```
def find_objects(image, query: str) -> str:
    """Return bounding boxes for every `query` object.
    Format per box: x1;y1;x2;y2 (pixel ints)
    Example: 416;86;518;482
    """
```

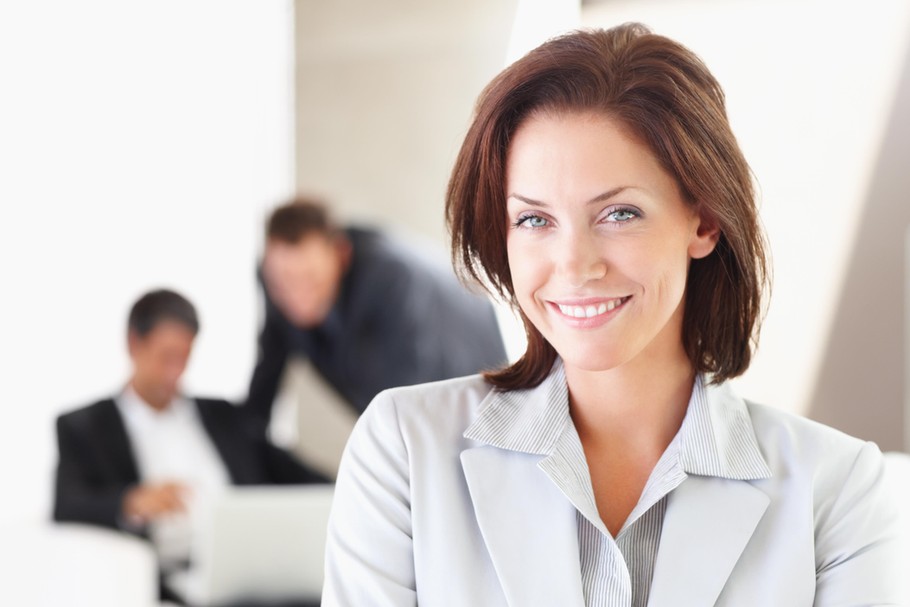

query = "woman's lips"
548;296;632;325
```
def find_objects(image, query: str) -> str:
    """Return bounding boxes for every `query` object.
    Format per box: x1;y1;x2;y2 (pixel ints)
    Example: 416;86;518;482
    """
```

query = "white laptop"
171;484;334;606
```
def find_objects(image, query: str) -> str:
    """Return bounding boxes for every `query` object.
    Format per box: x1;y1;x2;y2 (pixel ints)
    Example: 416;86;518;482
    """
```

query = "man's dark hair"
266;197;339;245
128;289;200;338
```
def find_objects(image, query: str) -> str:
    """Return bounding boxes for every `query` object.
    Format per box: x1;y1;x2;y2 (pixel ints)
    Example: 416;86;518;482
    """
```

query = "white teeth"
557;298;626;319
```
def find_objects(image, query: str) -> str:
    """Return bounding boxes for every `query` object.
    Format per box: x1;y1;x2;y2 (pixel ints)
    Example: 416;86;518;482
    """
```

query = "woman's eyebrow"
508;186;632;207
588;186;631;204
507;194;548;207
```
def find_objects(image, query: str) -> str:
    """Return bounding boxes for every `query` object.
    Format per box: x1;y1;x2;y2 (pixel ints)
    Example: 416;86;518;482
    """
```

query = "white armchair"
883;451;910;596
884;450;910;493
3;521;159;607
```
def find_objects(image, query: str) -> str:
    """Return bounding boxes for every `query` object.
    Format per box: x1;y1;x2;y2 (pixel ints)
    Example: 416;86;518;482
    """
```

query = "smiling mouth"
554;296;631;319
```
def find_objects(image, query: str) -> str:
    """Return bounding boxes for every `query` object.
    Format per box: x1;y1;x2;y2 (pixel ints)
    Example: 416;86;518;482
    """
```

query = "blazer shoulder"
192;396;255;426
56;398;118;428
373;373;493;411
744;401;878;491
193;396;236;410
361;374;495;440
746;401;869;455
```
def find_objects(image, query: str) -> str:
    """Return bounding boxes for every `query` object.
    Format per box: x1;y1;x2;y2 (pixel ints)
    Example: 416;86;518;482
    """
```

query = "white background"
1;0;909;523
0;1;295;521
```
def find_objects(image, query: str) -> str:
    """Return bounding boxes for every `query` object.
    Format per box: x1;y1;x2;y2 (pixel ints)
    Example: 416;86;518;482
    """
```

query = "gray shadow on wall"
807;40;910;452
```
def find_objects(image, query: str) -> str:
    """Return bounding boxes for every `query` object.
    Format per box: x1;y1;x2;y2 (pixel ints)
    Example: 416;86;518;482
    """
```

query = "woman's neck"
565;345;695;454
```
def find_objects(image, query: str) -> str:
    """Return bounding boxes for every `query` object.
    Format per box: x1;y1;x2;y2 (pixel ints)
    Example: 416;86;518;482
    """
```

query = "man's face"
263;234;348;328
128;320;195;408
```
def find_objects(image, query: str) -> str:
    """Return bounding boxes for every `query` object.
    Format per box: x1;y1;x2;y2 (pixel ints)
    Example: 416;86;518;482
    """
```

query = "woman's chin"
556;347;631;374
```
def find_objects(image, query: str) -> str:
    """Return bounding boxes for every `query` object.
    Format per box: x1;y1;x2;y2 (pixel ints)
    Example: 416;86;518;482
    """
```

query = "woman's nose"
559;231;607;288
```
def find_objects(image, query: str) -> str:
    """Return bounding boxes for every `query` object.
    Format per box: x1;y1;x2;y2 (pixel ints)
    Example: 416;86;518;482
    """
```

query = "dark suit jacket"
247;227;508;420
53;397;327;532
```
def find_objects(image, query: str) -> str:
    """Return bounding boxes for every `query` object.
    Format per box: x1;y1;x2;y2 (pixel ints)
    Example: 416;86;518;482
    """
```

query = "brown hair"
266;197;339;244
446;23;769;389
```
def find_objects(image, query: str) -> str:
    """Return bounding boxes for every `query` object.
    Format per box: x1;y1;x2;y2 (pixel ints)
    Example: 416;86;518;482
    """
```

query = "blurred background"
1;0;909;543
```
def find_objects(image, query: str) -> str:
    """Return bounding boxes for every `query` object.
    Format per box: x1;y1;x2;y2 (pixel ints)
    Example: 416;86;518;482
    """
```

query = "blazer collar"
463;360;569;456
464;360;771;482
676;376;771;481
461;361;773;606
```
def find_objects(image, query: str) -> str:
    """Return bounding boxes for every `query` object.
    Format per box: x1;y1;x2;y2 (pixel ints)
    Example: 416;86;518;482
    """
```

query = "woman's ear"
689;213;721;260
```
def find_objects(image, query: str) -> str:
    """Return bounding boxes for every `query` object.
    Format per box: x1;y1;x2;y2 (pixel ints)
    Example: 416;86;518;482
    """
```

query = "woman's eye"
517;215;549;228
606;208;639;223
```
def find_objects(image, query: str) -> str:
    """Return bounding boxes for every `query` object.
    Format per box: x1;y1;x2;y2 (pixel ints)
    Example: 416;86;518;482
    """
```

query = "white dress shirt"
116;386;230;567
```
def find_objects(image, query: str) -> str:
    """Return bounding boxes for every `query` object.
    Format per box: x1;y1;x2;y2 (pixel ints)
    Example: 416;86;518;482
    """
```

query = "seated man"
53;289;326;604
247;198;508;422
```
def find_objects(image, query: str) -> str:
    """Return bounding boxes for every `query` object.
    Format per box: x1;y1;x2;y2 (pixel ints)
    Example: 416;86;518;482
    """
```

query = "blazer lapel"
647;475;769;606
461;446;585;606
460;362;585;606
648;379;773;606
195;399;258;484
96;399;140;483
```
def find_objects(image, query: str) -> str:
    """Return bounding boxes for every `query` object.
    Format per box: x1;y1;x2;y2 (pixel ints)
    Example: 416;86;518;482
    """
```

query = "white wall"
293;0;578;362
6;0;908;524
0;1;295;521
295;0;910;438
293;0;578;244
583;0;910;434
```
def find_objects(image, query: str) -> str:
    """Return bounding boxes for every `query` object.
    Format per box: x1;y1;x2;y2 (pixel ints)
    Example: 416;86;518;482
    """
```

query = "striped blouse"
521;374;767;606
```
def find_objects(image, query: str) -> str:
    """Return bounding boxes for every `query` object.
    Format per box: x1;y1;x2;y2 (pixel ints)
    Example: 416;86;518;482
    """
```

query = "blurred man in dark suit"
246;198;507;423
54;289;326;605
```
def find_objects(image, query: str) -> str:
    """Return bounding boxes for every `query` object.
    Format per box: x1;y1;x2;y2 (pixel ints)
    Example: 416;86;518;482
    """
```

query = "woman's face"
505;111;718;374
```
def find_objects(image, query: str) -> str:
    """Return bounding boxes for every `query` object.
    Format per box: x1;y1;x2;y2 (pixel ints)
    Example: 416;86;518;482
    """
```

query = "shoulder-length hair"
446;23;769;390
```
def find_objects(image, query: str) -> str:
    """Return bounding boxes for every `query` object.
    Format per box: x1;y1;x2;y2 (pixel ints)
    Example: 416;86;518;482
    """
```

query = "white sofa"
6;454;907;605
883;451;910;597
2;521;159;607
884;451;910;531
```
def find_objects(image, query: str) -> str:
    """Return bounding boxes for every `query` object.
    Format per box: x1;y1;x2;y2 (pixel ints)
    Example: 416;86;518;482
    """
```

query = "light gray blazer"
322;366;906;606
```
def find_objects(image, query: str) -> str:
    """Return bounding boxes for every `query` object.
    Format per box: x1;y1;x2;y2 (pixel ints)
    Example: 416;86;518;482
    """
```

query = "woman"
322;24;903;606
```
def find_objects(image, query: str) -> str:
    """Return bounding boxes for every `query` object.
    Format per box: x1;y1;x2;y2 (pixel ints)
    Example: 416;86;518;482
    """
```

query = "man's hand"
122;482;189;524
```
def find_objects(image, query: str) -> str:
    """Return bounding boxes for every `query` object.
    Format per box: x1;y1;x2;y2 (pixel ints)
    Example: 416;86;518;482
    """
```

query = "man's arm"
53;415;132;530
246;296;291;423
260;437;330;485
368;265;506;389
54;414;188;531
236;405;330;485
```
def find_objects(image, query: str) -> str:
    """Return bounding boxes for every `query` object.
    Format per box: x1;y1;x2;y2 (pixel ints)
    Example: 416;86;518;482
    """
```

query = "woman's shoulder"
742;399;884;495
355;373;497;445
745;400;873;459
743;397;905;597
